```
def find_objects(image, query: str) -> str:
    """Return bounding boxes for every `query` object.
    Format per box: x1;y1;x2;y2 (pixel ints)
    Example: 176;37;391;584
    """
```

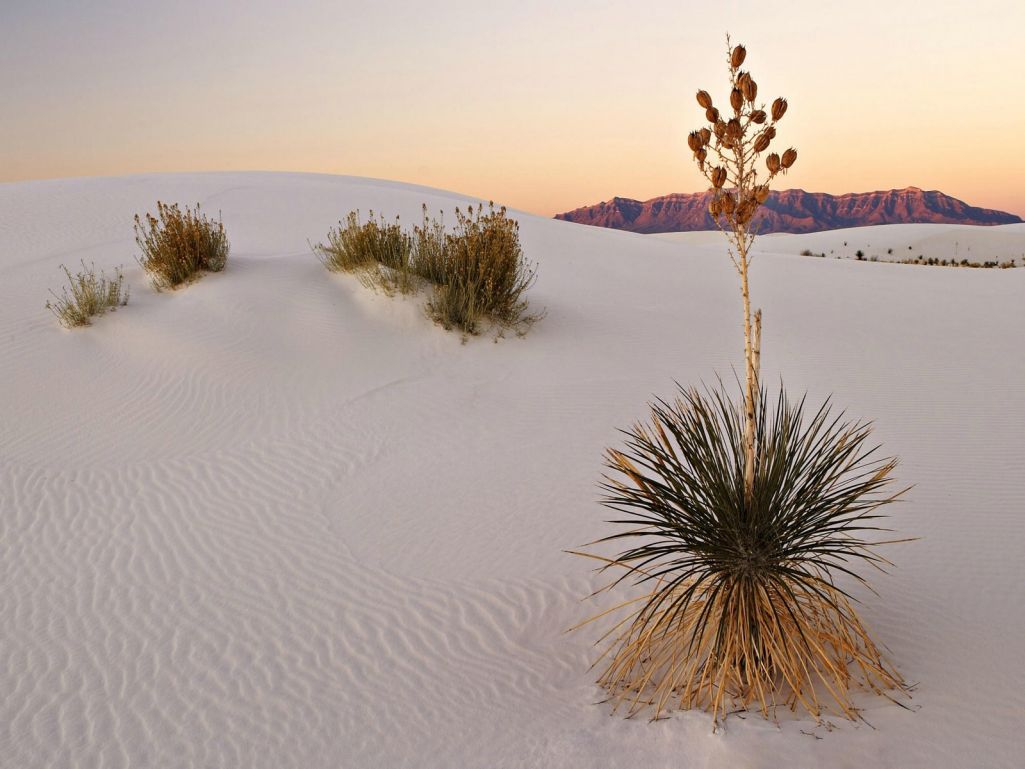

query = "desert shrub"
314;210;414;293
46;261;129;327
410;205;449;285
315;203;541;336
425;203;540;335
576;383;908;723
856;249;865;259
134;201;229;290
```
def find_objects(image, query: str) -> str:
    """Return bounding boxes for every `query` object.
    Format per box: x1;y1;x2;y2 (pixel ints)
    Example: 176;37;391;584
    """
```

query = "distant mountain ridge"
554;187;1022;234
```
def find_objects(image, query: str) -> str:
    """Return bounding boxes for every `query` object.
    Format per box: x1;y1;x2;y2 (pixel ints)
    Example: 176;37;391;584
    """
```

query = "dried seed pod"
708;198;721;218
736;200;755;225
720;192;736;214
696;148;707;163
714;119;726;138
751;109;767;124
730;88;743;112
688;131;702;152
753;132;771;153
742;77;757;102
698;127;711;145
766;152;781;174
782;147;798;168
772;97;788;121
731;45;746;68
697;90;713;109
705;107;720;123
726;118;742;139
711;167;727;188
755;185;770;203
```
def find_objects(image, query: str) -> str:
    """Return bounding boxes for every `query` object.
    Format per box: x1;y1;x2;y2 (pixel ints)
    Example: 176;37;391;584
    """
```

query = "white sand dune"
656;222;1025;265
1;172;1023;768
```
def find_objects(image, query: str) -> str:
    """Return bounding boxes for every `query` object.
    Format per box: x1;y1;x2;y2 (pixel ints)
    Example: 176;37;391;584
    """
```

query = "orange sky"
2;0;1023;216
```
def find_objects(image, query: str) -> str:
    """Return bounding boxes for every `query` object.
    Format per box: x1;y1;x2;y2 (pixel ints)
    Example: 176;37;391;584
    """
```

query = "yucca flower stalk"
688;37;796;506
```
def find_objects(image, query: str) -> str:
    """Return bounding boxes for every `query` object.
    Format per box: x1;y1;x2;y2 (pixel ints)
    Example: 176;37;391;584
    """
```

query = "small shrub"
856;249;865;259
315;203;542;337
315;210;414;294
799;248;814;256
46;261;128;327
410;205;449;285
426;203;541;335
134;201;229;290
575;383;908;723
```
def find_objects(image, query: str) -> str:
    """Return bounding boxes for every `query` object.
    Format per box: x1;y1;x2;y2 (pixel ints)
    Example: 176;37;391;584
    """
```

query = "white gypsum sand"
655;222;1025;265
1;172;1023;769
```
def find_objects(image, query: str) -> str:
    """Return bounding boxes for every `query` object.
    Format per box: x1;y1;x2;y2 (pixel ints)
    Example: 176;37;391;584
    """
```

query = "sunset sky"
2;0;1023;216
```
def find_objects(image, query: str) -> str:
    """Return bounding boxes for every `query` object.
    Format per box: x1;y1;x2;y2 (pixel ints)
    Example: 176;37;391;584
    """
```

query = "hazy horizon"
3;0;1024;216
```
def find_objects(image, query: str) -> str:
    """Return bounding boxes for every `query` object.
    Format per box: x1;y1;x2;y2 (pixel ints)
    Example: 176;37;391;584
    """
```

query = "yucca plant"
134;201;229;290
575;384;907;723
575;39;910;726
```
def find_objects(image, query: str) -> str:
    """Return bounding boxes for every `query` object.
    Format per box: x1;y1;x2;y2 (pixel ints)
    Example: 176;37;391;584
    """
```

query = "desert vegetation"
796;249;1018;268
46;261;128;327
315;203;541;336
577;38;909;725
134;202;229;290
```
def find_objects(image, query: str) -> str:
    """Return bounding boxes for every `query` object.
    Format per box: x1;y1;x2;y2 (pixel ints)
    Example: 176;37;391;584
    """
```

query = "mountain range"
554;187;1022;234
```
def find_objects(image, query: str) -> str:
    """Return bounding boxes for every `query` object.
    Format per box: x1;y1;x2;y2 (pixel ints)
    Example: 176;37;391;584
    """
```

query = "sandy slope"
1;172;1023;769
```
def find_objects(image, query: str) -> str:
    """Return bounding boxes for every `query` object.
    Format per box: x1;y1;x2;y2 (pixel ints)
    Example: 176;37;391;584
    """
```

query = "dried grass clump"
46;261;129;327
134;201;229;290
425;203;540;335
315;210;414;294
575;384;909;725
314;203;541;336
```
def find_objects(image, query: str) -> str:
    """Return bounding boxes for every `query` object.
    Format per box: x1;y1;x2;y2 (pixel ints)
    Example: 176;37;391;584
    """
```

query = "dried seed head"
755;185;770;204
720;193;736;214
697;90;713;109
753;132;771;153
726;118;742;139
772;97;788;121
731;44;746;68
688;131;702;152
742;77;758;102
751;109;767;124
713;120;726;138
705;107;719;123
711;167;728;188
698;127;711;145
708;198;721;218
696;147;707;163
736;200;756;225
730;88;743;112
766;152;781;174
782;147;798;169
